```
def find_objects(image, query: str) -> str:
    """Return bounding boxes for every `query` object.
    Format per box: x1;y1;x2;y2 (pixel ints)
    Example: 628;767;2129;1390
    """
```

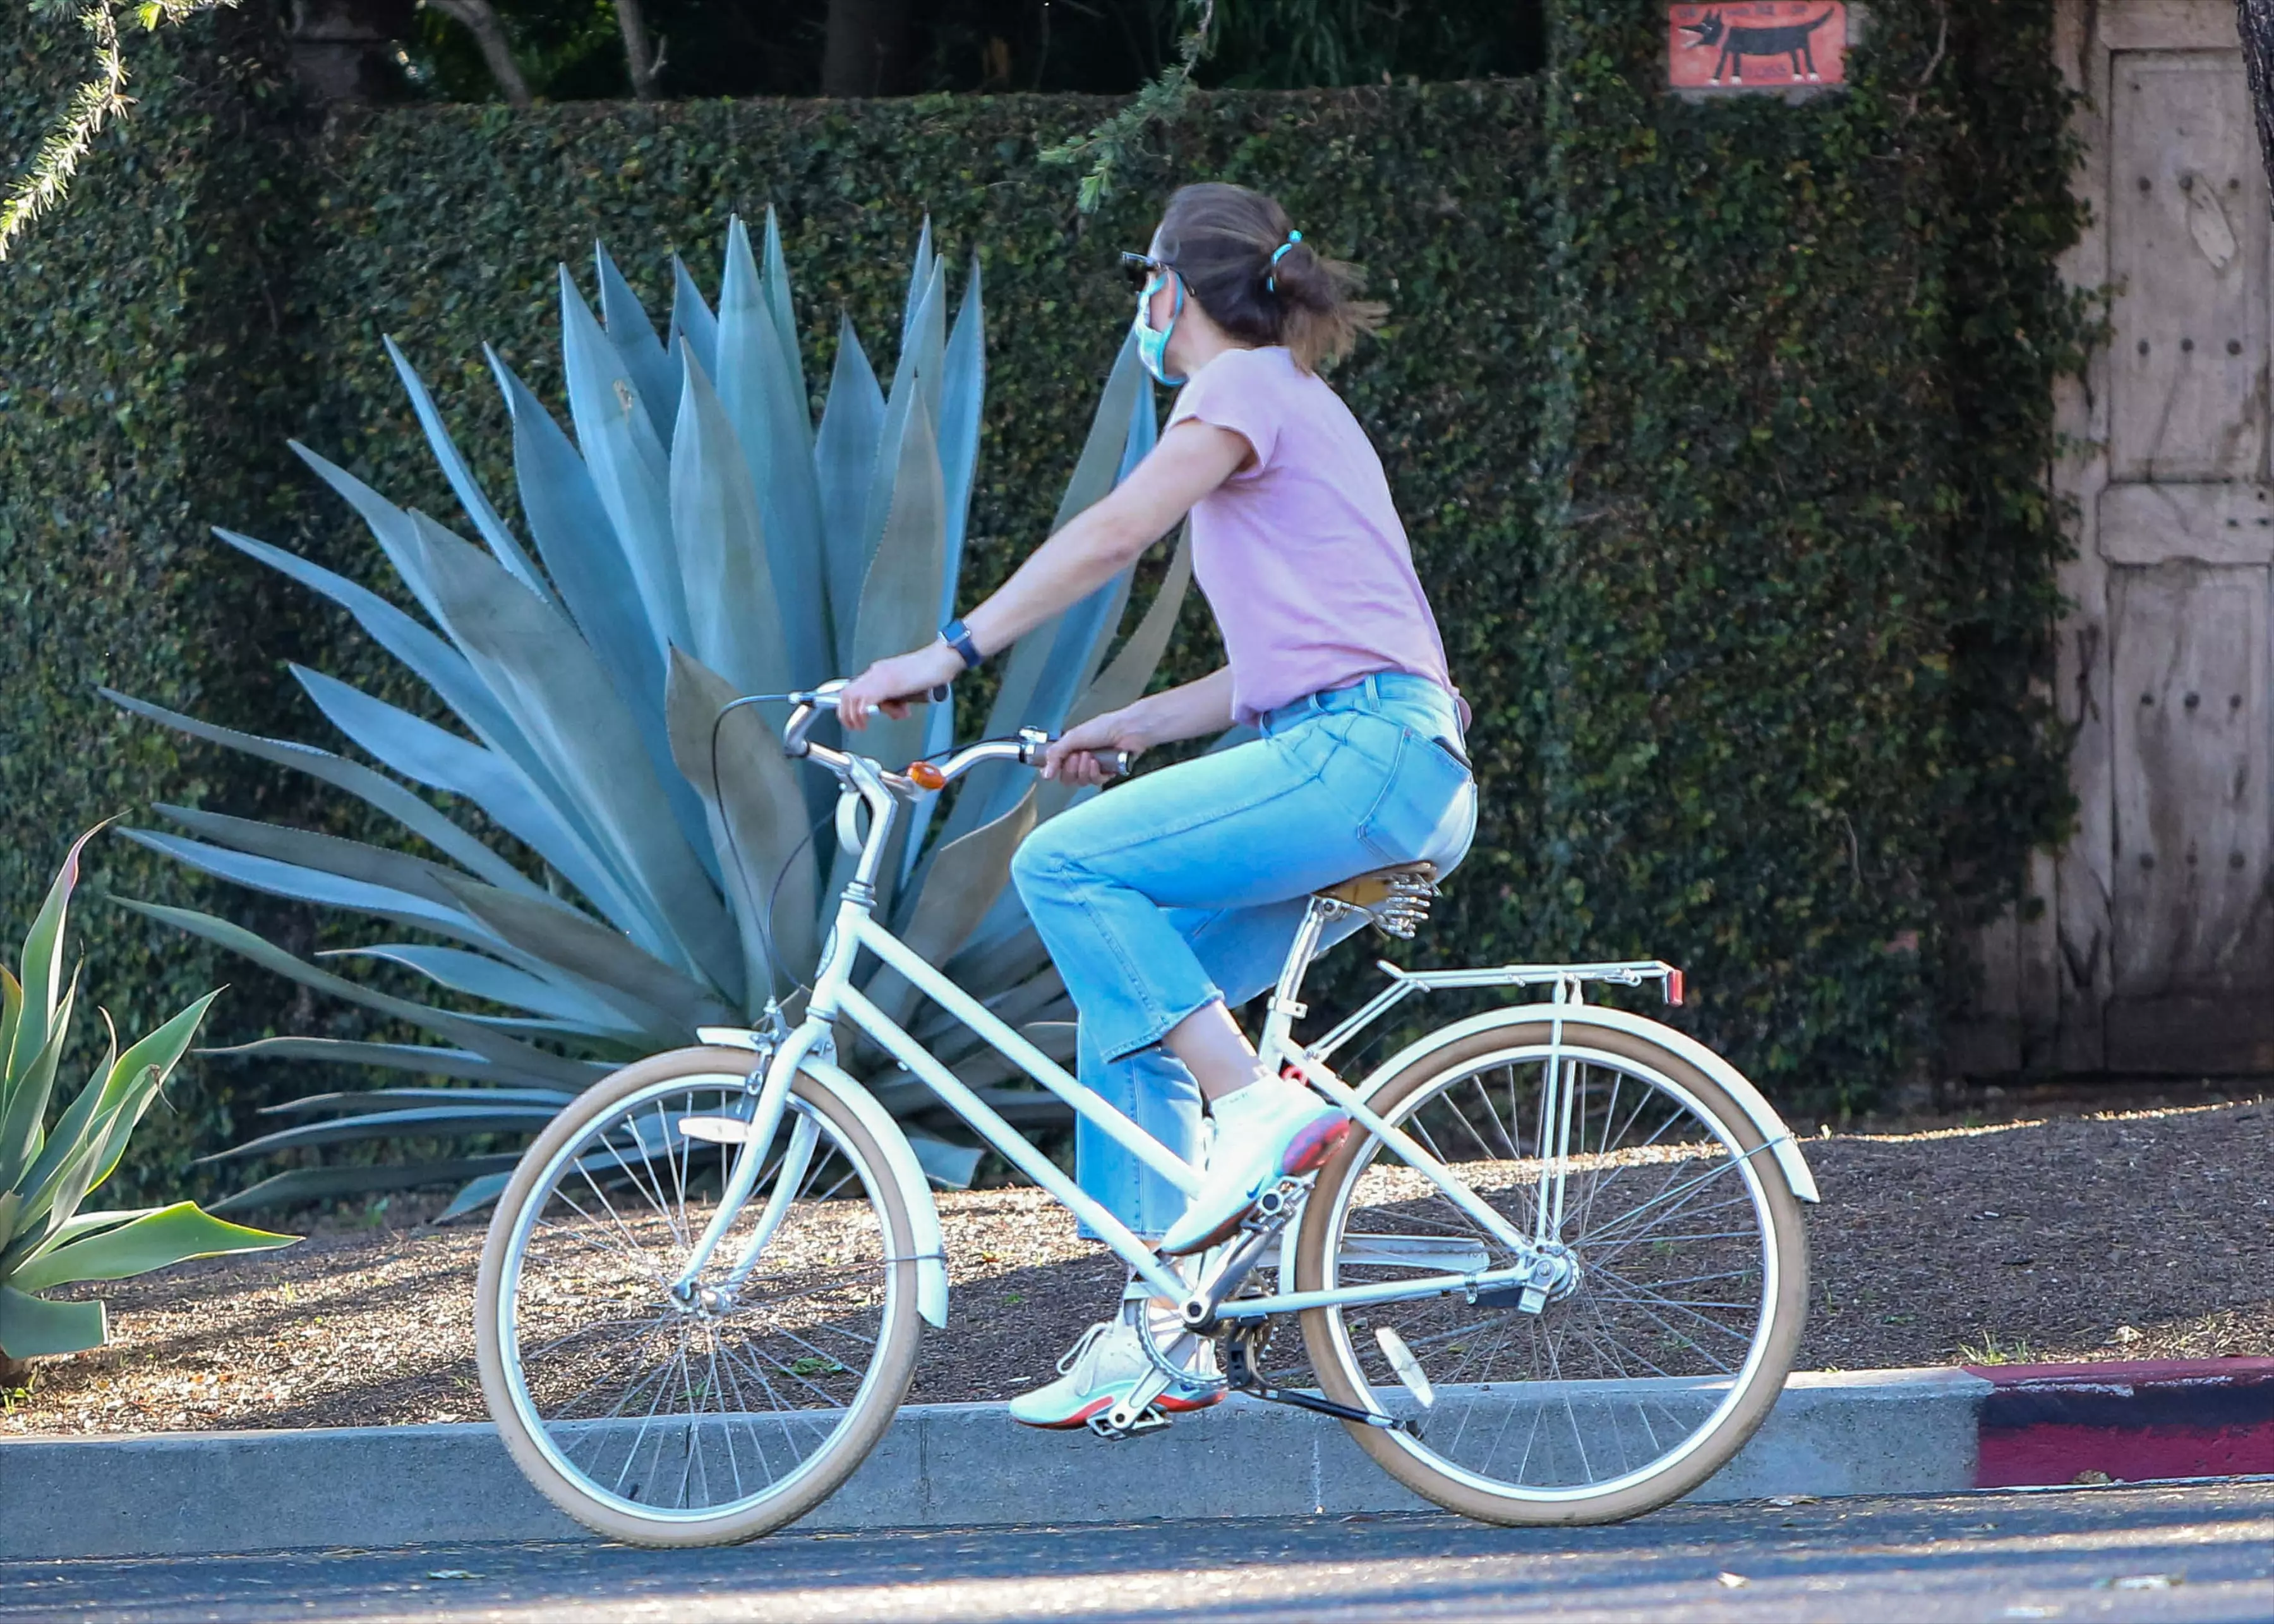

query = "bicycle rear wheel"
1295;1016;1808;1524
475;1048;922;1546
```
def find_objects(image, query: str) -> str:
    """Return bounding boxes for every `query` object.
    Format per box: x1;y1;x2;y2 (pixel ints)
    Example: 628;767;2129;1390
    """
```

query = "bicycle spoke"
1311;1033;1788;1503
495;1074;903;1522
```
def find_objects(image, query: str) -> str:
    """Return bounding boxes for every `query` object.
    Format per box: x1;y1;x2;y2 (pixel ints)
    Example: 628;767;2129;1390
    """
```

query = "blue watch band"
941;618;983;671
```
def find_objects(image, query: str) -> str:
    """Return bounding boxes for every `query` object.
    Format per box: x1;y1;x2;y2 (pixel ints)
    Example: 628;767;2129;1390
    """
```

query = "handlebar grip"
1104;749;1133;778
929;683;951;702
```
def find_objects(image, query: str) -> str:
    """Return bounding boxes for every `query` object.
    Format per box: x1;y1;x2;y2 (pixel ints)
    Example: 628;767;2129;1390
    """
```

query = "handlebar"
777;682;1130;795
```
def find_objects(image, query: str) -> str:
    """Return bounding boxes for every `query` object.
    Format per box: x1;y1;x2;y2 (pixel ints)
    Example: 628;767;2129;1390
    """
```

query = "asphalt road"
1;1483;2268;1624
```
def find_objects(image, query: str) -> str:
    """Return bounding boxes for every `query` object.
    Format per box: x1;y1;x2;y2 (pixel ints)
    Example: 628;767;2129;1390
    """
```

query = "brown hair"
1154;182;1385;373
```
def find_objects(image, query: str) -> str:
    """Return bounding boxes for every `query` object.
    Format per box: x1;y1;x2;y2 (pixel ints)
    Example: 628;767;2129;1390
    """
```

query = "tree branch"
613;0;659;100
424;0;529;107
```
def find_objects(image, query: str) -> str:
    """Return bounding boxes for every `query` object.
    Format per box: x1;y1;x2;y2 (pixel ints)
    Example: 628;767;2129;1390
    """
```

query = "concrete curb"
1;1361;2265;1560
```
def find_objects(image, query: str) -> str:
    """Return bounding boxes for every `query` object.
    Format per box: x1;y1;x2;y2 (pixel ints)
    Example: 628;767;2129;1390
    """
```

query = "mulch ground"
4;1092;2269;1436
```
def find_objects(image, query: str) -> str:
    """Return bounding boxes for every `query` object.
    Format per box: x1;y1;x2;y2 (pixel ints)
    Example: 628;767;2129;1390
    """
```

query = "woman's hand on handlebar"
839;642;962;731
1043;709;1149;787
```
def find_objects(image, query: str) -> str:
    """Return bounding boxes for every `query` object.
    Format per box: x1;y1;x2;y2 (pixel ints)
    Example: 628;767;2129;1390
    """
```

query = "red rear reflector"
1666;969;1685;1006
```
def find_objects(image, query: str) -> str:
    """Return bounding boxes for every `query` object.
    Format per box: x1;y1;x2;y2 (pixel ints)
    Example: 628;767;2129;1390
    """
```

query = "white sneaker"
1160;1075;1351;1255
1006;1317;1222;1430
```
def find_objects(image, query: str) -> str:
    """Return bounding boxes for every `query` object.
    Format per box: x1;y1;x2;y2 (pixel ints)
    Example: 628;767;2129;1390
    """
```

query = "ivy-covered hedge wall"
0;0;2080;1196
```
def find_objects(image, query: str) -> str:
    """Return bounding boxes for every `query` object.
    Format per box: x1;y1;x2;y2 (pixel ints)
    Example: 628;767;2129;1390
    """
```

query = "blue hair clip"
1266;229;1303;293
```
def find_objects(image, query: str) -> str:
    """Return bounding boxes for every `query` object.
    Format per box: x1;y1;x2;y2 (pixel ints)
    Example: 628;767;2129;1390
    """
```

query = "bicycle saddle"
1313;862;1438;939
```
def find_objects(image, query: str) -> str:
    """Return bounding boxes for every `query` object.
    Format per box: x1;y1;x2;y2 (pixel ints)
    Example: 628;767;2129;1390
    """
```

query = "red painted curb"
1967;1357;2274;1489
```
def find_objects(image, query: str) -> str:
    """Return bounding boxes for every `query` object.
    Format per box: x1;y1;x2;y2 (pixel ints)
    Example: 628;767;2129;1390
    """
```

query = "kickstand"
1222;1328;1421;1436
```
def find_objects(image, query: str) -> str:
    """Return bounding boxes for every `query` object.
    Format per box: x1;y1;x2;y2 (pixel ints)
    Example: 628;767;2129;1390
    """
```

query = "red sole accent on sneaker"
1019;1396;1116;1431
1157;1392;1225;1413
1281;1114;1352;1176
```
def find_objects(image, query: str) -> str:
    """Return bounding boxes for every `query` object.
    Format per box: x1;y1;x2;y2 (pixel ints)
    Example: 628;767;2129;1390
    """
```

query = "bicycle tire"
1296;1016;1808;1525
476;1047;922;1546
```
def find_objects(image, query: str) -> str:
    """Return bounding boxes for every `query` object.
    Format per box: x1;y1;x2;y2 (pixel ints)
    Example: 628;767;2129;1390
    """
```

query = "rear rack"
1309;958;1684;1067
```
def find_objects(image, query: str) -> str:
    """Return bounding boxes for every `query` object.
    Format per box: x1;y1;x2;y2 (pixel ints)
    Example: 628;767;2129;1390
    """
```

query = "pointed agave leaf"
493;351;671;744
668;255;720;383
0;1205;134;1277
937;254;986;617
399;510;742;995
718;217;831;689
117;829;500;950
260;1087;582;1118
0;1287;104;1358
8;824;96;1081
207;1104;566;1162
486;356;718;887
670;348;790;699
948;335;1150;841
207;1157;524;1216
899;214;935;354
845;391;948;810
760;205;809;451
436;877;738;1034
814;313;886;621
318;944;654;1036
867;788;1039;1028
102;689;548;901
200;1038;577;1085
0;966;20;1111
559;265;692;667
289;443;496;654
383;336;555;605
855;260;948;664
664;649;818;1000
982;334;1150;747
0;975;76;1193
908;1133;982;1190
113;902;597;1087
214;519;536;782
9;1202;294;1294
595;241;680;445
151;803;493;920
435;1172;514;1222
288;665;650;942
1068;524;1193;730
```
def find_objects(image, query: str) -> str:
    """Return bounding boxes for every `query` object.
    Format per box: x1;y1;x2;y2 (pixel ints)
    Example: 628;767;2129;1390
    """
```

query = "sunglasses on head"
1119;251;1172;290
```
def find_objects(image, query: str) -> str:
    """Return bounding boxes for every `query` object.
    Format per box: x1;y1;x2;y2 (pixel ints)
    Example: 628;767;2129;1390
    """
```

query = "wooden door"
1966;2;2274;1076
2102;45;2274;1068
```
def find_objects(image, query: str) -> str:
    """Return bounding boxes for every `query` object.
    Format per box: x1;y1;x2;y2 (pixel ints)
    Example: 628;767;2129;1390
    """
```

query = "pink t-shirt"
1167;346;1462;728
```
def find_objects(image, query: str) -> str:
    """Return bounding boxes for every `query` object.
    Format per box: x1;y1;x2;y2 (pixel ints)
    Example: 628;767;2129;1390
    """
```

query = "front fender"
797;1058;952;1328
1351;1004;1821;1204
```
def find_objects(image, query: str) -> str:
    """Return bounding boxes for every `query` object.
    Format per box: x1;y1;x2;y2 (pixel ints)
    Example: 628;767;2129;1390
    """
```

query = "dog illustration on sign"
1680;8;1836;83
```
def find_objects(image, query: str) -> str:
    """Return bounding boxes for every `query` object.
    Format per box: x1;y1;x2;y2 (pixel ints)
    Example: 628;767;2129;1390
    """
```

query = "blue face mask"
1131;270;1187;387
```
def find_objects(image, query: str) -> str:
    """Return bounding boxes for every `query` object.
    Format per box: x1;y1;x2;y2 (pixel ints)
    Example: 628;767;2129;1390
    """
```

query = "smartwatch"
941;618;984;671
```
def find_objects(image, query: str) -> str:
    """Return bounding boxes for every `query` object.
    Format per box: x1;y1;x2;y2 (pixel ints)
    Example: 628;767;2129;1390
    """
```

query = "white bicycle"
474;685;1820;1544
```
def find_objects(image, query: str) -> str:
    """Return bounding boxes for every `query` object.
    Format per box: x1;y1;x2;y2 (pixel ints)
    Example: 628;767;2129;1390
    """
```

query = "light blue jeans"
1009;671;1477;1237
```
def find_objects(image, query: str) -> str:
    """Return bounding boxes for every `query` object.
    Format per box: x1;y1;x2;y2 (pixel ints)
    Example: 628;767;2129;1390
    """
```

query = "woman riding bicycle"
839;181;1476;1429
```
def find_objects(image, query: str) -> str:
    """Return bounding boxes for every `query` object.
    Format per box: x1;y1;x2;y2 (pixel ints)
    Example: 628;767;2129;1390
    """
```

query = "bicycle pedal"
1085;1404;1172;1441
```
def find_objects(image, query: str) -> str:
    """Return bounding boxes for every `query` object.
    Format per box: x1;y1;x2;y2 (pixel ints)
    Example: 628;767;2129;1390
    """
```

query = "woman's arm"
1040;667;1235;786
838;418;1250;728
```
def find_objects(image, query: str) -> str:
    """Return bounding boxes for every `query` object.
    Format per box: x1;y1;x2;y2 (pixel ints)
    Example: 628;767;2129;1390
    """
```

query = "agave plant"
108;213;1189;1215
0;828;294;1363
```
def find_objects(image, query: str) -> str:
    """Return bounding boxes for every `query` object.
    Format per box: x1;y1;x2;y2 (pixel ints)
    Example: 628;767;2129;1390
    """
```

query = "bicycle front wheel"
475;1048;922;1546
1296;1016;1808;1524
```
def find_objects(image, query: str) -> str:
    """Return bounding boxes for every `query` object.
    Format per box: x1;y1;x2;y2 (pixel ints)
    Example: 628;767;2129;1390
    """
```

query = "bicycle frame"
668;692;1683;1321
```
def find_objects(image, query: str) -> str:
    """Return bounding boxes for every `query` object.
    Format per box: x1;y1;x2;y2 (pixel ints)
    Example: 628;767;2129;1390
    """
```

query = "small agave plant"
109;212;1188;1215
1;828;294;1365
